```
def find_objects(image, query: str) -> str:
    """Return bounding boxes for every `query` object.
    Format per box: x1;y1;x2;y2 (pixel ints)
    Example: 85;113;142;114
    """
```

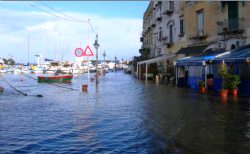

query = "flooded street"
0;72;250;153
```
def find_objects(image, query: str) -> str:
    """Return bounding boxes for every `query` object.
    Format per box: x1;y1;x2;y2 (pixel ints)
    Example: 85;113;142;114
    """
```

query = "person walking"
0;85;4;93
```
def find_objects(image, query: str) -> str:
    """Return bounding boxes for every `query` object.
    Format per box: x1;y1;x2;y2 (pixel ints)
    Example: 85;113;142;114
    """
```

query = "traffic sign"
74;48;84;57
83;45;94;56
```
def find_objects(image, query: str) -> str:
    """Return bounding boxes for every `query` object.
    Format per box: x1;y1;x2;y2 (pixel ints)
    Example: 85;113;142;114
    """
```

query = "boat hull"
38;75;73;83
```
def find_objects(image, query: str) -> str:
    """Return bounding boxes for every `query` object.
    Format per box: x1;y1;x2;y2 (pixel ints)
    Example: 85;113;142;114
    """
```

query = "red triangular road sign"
83;45;94;56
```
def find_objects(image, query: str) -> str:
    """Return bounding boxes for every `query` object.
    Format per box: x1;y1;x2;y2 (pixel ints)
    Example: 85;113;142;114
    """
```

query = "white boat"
72;69;80;74
0;69;6;73
45;67;58;74
21;69;31;74
14;69;22;74
31;66;44;74
60;67;73;74
108;62;115;70
90;66;96;72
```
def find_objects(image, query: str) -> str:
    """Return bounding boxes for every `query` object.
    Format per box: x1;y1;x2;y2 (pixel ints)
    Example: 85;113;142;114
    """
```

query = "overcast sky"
0;1;149;63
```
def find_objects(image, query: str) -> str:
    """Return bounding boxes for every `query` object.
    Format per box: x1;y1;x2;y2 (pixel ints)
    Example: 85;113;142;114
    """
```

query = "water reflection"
0;72;249;153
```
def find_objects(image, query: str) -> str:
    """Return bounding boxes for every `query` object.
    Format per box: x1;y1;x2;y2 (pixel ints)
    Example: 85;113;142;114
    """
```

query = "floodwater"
0;72;250;153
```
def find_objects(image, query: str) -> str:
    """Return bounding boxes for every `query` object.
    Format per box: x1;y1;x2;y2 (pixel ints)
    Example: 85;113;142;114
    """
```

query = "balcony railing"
162;2;174;15
156;16;162;21
162;37;173;48
140;37;143;42
189;31;208;40
217;18;244;35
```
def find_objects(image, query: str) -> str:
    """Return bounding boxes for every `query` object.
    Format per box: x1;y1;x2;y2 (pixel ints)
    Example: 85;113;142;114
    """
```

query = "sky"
0;1;149;63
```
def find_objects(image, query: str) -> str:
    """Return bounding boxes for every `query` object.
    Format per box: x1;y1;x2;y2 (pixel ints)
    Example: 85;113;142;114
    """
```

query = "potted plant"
198;80;206;94
226;74;240;97
218;62;228;98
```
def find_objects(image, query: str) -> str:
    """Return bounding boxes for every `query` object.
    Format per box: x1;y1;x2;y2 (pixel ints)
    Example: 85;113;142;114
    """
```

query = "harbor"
0;72;249;153
1;1;250;153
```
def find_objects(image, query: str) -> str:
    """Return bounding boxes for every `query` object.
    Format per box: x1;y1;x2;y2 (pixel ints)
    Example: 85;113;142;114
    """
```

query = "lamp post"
115;56;117;71
103;50;106;63
103;50;106;68
93;34;100;84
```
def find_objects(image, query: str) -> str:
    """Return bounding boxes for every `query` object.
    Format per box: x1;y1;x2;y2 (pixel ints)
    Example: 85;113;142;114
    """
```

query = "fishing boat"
0;69;6;73
37;75;73;83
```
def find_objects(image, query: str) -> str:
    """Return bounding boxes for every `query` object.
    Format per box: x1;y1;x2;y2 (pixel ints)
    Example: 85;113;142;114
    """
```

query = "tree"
8;58;15;65
3;58;7;64
139;48;150;60
3;58;15;65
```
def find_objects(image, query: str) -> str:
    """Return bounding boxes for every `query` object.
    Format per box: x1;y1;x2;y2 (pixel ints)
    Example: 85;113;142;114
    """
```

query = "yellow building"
138;1;250;81
176;1;250;56
217;1;250;50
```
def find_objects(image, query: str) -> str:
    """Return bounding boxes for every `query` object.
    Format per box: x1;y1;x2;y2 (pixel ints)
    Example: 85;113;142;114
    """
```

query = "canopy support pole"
145;63;148;82
176;67;178;85
204;65;207;88
137;63;139;78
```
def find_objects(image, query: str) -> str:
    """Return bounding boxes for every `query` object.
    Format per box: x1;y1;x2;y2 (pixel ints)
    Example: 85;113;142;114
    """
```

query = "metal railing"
217;18;244;35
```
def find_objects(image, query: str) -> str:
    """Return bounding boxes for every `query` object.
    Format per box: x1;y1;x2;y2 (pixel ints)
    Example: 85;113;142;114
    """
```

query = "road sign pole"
87;56;90;82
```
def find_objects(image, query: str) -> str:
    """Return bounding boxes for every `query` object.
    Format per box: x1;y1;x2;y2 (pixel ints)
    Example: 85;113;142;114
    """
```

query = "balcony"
189;31;208;40
217;18;244;35
140;37;143;42
162;37;173;48
163;9;174;15
162;2;174;15
156;16;162;21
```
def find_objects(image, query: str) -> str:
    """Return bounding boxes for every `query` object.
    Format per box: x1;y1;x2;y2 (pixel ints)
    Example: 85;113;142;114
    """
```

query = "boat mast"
28;35;30;65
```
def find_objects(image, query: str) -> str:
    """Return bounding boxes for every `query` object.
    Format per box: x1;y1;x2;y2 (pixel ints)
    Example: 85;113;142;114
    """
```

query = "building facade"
179;1;250;54
140;1;183;76
139;1;250;78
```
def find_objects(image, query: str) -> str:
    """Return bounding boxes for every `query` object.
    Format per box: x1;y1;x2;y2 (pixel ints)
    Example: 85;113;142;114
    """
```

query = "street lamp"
103;50;106;62
115;56;117;71
93;34;100;84
103;50;106;70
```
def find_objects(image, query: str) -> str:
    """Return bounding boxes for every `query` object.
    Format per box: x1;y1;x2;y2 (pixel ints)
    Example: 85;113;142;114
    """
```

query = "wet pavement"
0;72;250;153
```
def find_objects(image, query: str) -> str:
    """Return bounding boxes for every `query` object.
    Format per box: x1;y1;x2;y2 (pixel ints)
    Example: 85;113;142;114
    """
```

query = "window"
180;18;184;36
196;9;204;36
158;1;162;14
158;28;162;41
228;1;239;30
169;25;173;43
169;1;174;10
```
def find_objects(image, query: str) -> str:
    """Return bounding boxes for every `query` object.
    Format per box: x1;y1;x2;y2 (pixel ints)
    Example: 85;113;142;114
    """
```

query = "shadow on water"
0;72;249;153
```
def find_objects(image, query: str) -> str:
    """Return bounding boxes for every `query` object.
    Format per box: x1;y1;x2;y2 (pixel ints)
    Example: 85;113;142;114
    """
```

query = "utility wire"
1;76;27;96
30;4;76;22
90;22;96;34
28;2;98;46
38;1;88;23
29;2;97;33
0;75;43;97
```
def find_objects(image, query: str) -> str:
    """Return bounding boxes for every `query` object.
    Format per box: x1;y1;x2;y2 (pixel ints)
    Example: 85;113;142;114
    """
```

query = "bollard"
90;77;95;82
82;84;88;92
0;86;4;93
20;77;24;82
155;75;160;83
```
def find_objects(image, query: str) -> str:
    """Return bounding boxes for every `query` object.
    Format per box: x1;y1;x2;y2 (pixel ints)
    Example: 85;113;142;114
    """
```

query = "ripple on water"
0;72;250;153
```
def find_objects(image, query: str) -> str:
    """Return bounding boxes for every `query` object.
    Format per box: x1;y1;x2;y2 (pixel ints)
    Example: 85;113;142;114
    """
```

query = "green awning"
176;44;209;56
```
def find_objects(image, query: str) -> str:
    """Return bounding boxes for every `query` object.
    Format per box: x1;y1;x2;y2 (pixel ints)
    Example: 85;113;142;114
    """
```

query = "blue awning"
176;49;225;66
213;45;250;64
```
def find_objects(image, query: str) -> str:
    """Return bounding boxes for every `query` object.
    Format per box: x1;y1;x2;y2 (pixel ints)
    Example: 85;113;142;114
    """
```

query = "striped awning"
138;54;176;65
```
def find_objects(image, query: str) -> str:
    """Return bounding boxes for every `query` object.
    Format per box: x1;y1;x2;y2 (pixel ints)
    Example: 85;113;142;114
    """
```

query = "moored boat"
0;69;6;73
37;75;73;83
